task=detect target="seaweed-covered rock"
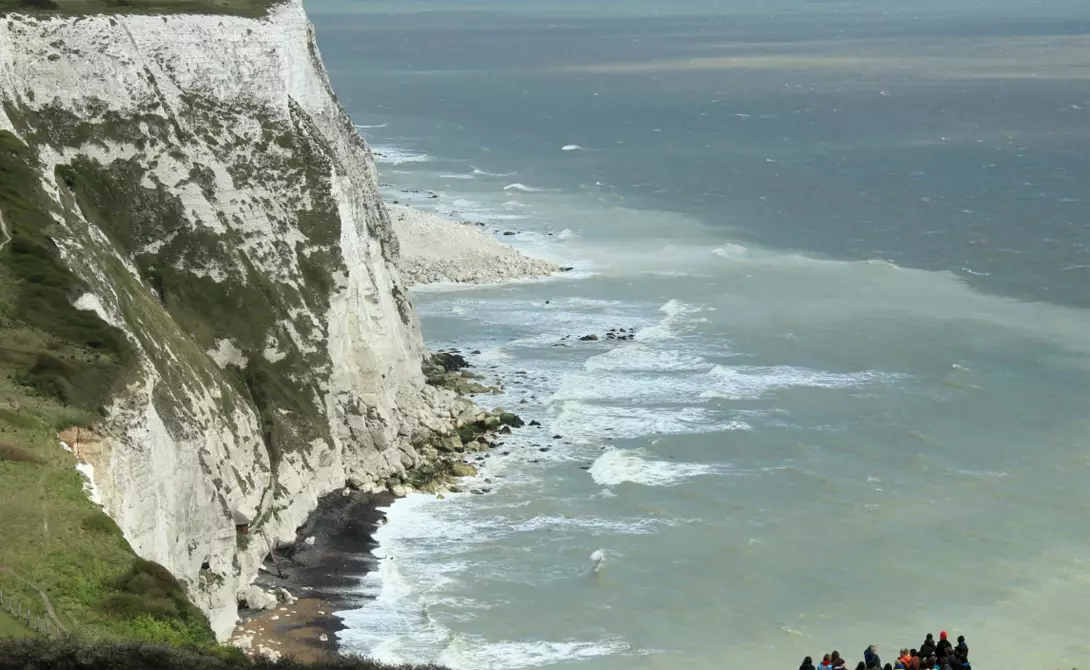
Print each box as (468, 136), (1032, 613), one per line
(450, 462), (478, 478)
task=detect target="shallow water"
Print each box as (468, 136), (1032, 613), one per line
(311, 2), (1090, 668)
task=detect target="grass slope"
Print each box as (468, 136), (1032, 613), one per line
(1, 637), (452, 668)
(0, 131), (216, 645)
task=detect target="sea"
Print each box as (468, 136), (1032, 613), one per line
(306, 1), (1090, 667)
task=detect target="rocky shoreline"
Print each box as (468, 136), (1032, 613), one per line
(228, 351), (527, 661)
(388, 203), (560, 285)
(228, 490), (394, 661)
(224, 206), (573, 661)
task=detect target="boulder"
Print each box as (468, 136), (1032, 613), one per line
(436, 434), (463, 453)
(579, 334), (599, 342)
(499, 412), (524, 428)
(244, 585), (277, 611)
(450, 462), (478, 478)
(275, 588), (295, 605)
(304, 536), (316, 546)
(232, 503), (257, 526)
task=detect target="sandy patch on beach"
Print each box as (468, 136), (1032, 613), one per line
(230, 597), (340, 662)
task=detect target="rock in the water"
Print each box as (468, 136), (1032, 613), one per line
(275, 587), (295, 605)
(431, 351), (469, 372)
(529, 420), (542, 427)
(499, 412), (524, 428)
(451, 462), (478, 478)
(304, 536), (316, 546)
(579, 334), (599, 341)
(319, 634), (329, 643)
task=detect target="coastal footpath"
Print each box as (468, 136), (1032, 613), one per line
(0, 0), (549, 652)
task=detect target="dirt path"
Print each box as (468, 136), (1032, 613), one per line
(0, 565), (67, 633)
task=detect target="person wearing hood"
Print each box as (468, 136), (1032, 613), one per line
(800, 656), (817, 670)
(919, 634), (936, 659)
(955, 636), (968, 660)
(864, 645), (882, 668)
(936, 631), (953, 658)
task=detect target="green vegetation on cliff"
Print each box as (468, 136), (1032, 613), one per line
(0, 130), (215, 645)
(1, 637), (452, 668)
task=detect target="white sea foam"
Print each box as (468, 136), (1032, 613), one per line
(438, 634), (629, 670)
(588, 448), (724, 487)
(512, 514), (666, 535)
(555, 228), (577, 240)
(372, 145), (433, 165)
(636, 299), (700, 340)
(431, 199), (530, 222)
(584, 343), (710, 373)
(561, 144), (583, 151)
(438, 173), (476, 180)
(503, 183), (550, 193)
(551, 400), (735, 440)
(712, 243), (747, 258)
(473, 167), (517, 177)
(706, 365), (901, 399)
(355, 123), (389, 129)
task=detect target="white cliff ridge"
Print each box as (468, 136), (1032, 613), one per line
(0, 1), (472, 640)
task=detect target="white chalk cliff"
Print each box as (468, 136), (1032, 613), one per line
(0, 1), (471, 639)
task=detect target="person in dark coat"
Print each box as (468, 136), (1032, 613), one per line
(919, 634), (936, 659)
(955, 635), (968, 660)
(936, 631), (953, 658)
(864, 645), (882, 668)
(800, 656), (816, 670)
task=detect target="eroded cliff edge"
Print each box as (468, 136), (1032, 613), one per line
(0, 1), (471, 640)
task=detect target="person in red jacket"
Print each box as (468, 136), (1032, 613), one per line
(936, 631), (953, 658)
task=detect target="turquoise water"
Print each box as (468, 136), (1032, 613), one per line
(310, 2), (1090, 667)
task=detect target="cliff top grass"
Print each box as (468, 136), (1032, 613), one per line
(0, 0), (283, 18)
(2, 636), (453, 668)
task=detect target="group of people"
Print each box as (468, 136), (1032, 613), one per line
(799, 632), (970, 670)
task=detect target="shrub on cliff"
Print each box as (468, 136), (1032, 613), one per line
(0, 636), (451, 669)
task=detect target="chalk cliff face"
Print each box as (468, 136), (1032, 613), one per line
(0, 1), (463, 639)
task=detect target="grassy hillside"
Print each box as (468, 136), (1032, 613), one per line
(0, 0), (281, 17)
(2, 637), (452, 668)
(0, 130), (216, 645)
